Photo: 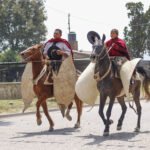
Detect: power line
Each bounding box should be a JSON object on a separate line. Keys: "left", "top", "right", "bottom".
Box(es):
{"left": 46, "top": 5, "right": 150, "bottom": 27}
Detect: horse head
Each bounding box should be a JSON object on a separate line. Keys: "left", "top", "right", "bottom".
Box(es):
{"left": 20, "top": 44, "right": 44, "bottom": 62}
{"left": 87, "top": 31, "right": 106, "bottom": 62}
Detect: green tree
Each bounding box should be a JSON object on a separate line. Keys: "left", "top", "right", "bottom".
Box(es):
{"left": 0, "top": 49, "right": 20, "bottom": 62}
{"left": 0, "top": 0, "right": 47, "bottom": 53}
{"left": 124, "top": 2, "right": 149, "bottom": 58}
{"left": 145, "top": 6, "right": 150, "bottom": 54}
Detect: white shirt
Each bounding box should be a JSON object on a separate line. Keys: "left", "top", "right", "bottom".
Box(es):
{"left": 43, "top": 42, "right": 71, "bottom": 56}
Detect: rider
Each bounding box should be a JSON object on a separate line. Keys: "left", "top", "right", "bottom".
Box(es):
{"left": 43, "top": 29, "right": 73, "bottom": 115}
{"left": 43, "top": 28, "right": 73, "bottom": 82}
{"left": 105, "top": 29, "right": 130, "bottom": 77}
{"left": 105, "top": 29, "right": 130, "bottom": 61}
{"left": 43, "top": 29, "right": 73, "bottom": 60}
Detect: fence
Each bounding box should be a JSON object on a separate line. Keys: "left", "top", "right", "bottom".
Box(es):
{"left": 0, "top": 58, "right": 90, "bottom": 99}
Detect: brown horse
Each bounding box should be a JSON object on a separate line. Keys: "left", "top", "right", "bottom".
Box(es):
{"left": 20, "top": 44, "right": 83, "bottom": 131}
{"left": 87, "top": 31, "right": 150, "bottom": 136}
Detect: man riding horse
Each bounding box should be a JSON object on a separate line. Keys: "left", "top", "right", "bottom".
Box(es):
{"left": 43, "top": 29, "right": 73, "bottom": 61}
{"left": 43, "top": 29, "right": 74, "bottom": 115}
{"left": 105, "top": 29, "right": 130, "bottom": 61}
{"left": 85, "top": 30, "right": 150, "bottom": 136}
{"left": 105, "top": 29, "right": 136, "bottom": 84}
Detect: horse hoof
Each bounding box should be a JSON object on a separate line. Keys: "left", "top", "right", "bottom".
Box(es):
{"left": 134, "top": 127, "right": 140, "bottom": 133}
{"left": 37, "top": 119, "right": 42, "bottom": 126}
{"left": 74, "top": 123, "right": 80, "bottom": 129}
{"left": 117, "top": 126, "right": 122, "bottom": 131}
{"left": 49, "top": 127, "right": 54, "bottom": 132}
{"left": 103, "top": 132, "right": 109, "bottom": 136}
{"left": 66, "top": 115, "right": 72, "bottom": 121}
{"left": 109, "top": 119, "right": 114, "bottom": 125}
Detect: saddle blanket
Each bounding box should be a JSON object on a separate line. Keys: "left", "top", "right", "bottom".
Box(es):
{"left": 75, "top": 58, "right": 142, "bottom": 105}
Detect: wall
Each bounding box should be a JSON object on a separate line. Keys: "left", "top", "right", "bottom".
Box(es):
{"left": 0, "top": 54, "right": 91, "bottom": 100}
{"left": 0, "top": 82, "right": 21, "bottom": 99}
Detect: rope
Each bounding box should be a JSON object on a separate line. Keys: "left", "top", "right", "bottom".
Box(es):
{"left": 95, "top": 63, "right": 112, "bottom": 82}
{"left": 94, "top": 44, "right": 114, "bottom": 81}
{"left": 129, "top": 100, "right": 137, "bottom": 114}
{"left": 33, "top": 65, "right": 47, "bottom": 85}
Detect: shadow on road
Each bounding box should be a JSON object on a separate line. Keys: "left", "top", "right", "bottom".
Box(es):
{"left": 11, "top": 127, "right": 80, "bottom": 139}
{"left": 0, "top": 121, "right": 13, "bottom": 126}
{"left": 77, "top": 130, "right": 150, "bottom": 146}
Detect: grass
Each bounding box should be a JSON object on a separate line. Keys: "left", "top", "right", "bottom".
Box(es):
{"left": 0, "top": 98, "right": 58, "bottom": 115}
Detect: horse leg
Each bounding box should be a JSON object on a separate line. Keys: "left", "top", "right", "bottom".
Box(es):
{"left": 117, "top": 96, "right": 127, "bottom": 131}
{"left": 103, "top": 97, "right": 115, "bottom": 136}
{"left": 65, "top": 102, "right": 73, "bottom": 121}
{"left": 36, "top": 98, "right": 43, "bottom": 126}
{"left": 41, "top": 100, "right": 54, "bottom": 131}
{"left": 133, "top": 86, "right": 141, "bottom": 132}
{"left": 98, "top": 94, "right": 107, "bottom": 125}
{"left": 74, "top": 93, "right": 83, "bottom": 128}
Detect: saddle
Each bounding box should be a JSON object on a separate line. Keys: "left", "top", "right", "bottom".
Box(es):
{"left": 44, "top": 42, "right": 63, "bottom": 85}
{"left": 110, "top": 57, "right": 128, "bottom": 78}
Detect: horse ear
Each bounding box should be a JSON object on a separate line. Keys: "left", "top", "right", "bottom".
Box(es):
{"left": 102, "top": 34, "right": 106, "bottom": 44}
{"left": 38, "top": 43, "right": 44, "bottom": 49}
{"left": 87, "top": 31, "right": 101, "bottom": 44}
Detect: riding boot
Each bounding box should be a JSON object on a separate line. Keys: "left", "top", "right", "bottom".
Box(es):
{"left": 44, "top": 66, "right": 53, "bottom": 85}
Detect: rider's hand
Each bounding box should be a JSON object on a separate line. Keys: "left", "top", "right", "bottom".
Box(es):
{"left": 57, "top": 50, "right": 64, "bottom": 55}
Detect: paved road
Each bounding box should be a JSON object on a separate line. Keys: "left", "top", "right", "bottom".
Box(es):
{"left": 1, "top": 101, "right": 150, "bottom": 150}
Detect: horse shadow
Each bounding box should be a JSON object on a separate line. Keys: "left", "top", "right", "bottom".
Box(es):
{"left": 11, "top": 127, "right": 80, "bottom": 139}
{"left": 0, "top": 120, "right": 13, "bottom": 126}
{"left": 77, "top": 130, "right": 150, "bottom": 146}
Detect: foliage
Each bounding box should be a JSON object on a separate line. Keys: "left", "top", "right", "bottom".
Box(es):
{"left": 0, "top": 49, "right": 21, "bottom": 62}
{"left": 0, "top": 0, "right": 47, "bottom": 54}
{"left": 124, "top": 2, "right": 150, "bottom": 58}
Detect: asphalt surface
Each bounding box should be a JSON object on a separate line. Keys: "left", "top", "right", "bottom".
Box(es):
{"left": 1, "top": 101, "right": 150, "bottom": 150}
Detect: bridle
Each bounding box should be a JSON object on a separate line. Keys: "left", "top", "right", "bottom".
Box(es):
{"left": 21, "top": 47, "right": 43, "bottom": 62}
{"left": 21, "top": 47, "right": 63, "bottom": 63}
{"left": 93, "top": 43, "right": 114, "bottom": 82}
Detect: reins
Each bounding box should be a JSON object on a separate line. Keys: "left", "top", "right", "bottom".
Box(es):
{"left": 21, "top": 48, "right": 64, "bottom": 63}
{"left": 94, "top": 44, "right": 114, "bottom": 82}
{"left": 94, "top": 63, "right": 111, "bottom": 82}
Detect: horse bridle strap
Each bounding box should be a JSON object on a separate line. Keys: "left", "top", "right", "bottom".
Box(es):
{"left": 94, "top": 62, "right": 112, "bottom": 82}
{"left": 98, "top": 43, "right": 115, "bottom": 60}
{"left": 33, "top": 64, "right": 47, "bottom": 85}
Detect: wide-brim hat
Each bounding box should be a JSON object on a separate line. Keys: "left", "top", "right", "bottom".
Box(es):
{"left": 87, "top": 31, "right": 100, "bottom": 44}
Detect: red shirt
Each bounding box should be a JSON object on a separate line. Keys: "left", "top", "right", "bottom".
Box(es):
{"left": 105, "top": 38, "right": 130, "bottom": 60}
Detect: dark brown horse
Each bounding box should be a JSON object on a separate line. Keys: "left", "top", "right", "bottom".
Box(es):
{"left": 20, "top": 44, "right": 83, "bottom": 131}
{"left": 87, "top": 31, "right": 150, "bottom": 136}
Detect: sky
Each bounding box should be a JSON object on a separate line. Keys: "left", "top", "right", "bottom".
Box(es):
{"left": 44, "top": 0, "right": 150, "bottom": 58}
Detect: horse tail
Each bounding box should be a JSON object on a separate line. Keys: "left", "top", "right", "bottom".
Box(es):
{"left": 143, "top": 76, "right": 150, "bottom": 100}
{"left": 137, "top": 67, "right": 150, "bottom": 100}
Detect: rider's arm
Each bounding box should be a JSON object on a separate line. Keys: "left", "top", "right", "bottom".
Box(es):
{"left": 43, "top": 42, "right": 52, "bottom": 56}
{"left": 43, "top": 42, "right": 51, "bottom": 65}
{"left": 56, "top": 43, "right": 71, "bottom": 57}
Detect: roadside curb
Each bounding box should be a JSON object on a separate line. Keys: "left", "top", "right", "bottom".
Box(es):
{"left": 0, "top": 99, "right": 146, "bottom": 119}
{"left": 0, "top": 104, "right": 99, "bottom": 119}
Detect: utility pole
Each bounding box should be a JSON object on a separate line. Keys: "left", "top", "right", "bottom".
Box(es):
{"left": 68, "top": 13, "right": 71, "bottom": 33}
